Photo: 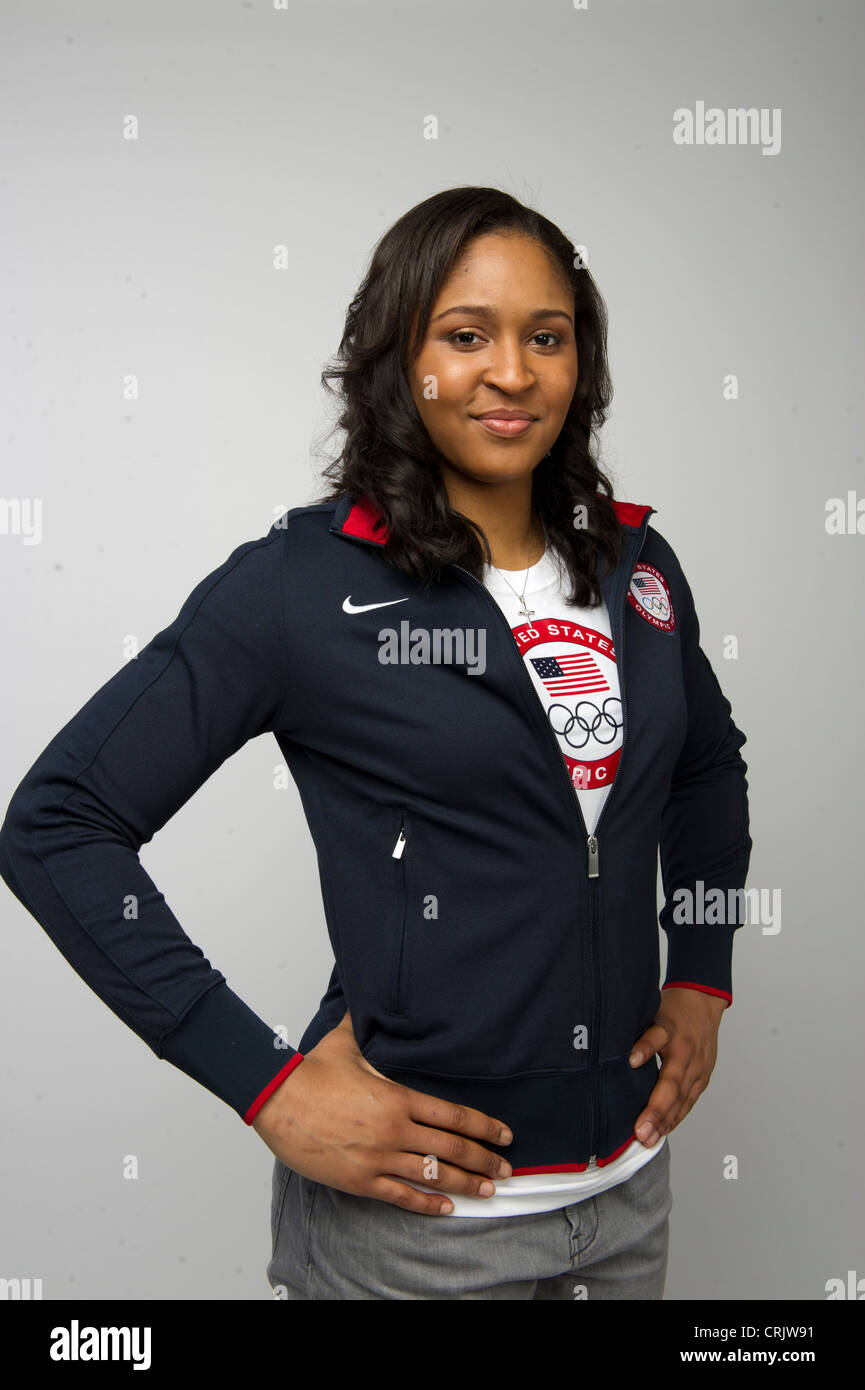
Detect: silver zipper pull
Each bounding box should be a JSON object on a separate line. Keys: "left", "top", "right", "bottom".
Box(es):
{"left": 587, "top": 1154, "right": 598, "bottom": 1169}
{"left": 392, "top": 828, "right": 406, "bottom": 859}
{"left": 586, "top": 835, "right": 599, "bottom": 878}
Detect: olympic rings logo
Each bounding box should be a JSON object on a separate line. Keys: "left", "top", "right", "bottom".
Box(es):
{"left": 627, "top": 564, "right": 676, "bottom": 632}
{"left": 548, "top": 698, "right": 623, "bottom": 750}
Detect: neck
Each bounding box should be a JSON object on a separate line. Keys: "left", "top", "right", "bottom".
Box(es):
{"left": 442, "top": 472, "right": 546, "bottom": 571}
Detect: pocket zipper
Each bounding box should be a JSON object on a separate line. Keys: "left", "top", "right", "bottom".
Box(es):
{"left": 389, "top": 816, "right": 409, "bottom": 1016}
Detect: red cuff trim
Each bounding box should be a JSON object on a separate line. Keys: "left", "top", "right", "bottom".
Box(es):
{"left": 663, "top": 981, "right": 731, "bottom": 1007}
{"left": 243, "top": 1053, "right": 304, "bottom": 1125}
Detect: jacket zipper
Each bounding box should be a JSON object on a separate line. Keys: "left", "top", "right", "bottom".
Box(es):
{"left": 452, "top": 517, "right": 651, "bottom": 1167}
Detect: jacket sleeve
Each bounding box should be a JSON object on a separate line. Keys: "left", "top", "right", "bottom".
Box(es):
{"left": 0, "top": 526, "right": 304, "bottom": 1123}
{"left": 657, "top": 547, "right": 753, "bottom": 1008}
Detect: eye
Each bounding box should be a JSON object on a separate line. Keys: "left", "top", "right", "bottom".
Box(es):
{"left": 446, "top": 330, "right": 563, "bottom": 348}
{"left": 531, "top": 331, "right": 562, "bottom": 348}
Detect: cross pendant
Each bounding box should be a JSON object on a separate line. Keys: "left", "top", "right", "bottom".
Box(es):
{"left": 519, "top": 602, "right": 535, "bottom": 620}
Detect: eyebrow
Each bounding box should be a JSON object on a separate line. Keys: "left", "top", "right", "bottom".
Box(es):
{"left": 430, "top": 303, "right": 574, "bottom": 326}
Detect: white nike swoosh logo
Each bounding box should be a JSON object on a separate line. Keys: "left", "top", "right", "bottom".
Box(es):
{"left": 343, "top": 595, "right": 410, "bottom": 614}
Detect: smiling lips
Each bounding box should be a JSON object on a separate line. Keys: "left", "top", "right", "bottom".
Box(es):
{"left": 472, "top": 409, "right": 537, "bottom": 437}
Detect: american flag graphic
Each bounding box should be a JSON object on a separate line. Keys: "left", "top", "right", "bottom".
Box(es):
{"left": 530, "top": 653, "right": 609, "bottom": 697}
{"left": 632, "top": 574, "right": 664, "bottom": 596}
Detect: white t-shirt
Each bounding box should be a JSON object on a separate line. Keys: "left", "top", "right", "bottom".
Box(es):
{"left": 485, "top": 544, "right": 623, "bottom": 835}
{"left": 405, "top": 543, "right": 665, "bottom": 1217}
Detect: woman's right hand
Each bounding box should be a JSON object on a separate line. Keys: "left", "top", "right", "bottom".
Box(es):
{"left": 251, "top": 1011, "right": 513, "bottom": 1214}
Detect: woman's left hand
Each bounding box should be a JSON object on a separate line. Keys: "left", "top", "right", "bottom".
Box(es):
{"left": 628, "top": 987, "right": 729, "bottom": 1147}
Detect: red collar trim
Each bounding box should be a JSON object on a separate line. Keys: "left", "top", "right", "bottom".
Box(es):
{"left": 338, "top": 493, "right": 652, "bottom": 544}
{"left": 609, "top": 498, "right": 654, "bottom": 528}
{"left": 339, "top": 492, "right": 390, "bottom": 543}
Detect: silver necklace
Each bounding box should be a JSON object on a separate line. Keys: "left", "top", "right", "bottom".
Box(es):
{"left": 491, "top": 527, "right": 546, "bottom": 620}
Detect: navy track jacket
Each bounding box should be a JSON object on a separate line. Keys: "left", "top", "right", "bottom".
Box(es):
{"left": 0, "top": 493, "right": 752, "bottom": 1174}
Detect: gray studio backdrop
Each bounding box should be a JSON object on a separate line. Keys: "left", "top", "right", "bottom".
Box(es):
{"left": 1, "top": 0, "right": 862, "bottom": 1301}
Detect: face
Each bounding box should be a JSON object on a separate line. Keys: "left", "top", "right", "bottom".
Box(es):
{"left": 406, "top": 232, "right": 579, "bottom": 491}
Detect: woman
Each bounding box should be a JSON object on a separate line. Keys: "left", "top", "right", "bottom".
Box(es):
{"left": 0, "top": 187, "right": 752, "bottom": 1300}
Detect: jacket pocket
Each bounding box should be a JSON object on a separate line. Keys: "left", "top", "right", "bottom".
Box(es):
{"left": 386, "top": 809, "right": 409, "bottom": 1018}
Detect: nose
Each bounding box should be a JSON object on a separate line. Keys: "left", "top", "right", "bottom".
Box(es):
{"left": 479, "top": 336, "right": 537, "bottom": 394}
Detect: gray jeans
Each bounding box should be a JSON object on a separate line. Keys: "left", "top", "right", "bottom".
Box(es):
{"left": 267, "top": 1140, "right": 672, "bottom": 1300}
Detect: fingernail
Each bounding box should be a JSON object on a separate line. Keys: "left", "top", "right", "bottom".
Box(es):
{"left": 629, "top": 1051, "right": 641, "bottom": 1066}
{"left": 636, "top": 1121, "right": 652, "bottom": 1139}
{"left": 499, "top": 1128, "right": 513, "bottom": 1143}
{"left": 479, "top": 1181, "right": 496, "bottom": 1196}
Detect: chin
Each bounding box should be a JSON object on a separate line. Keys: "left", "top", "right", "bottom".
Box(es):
{"left": 458, "top": 460, "right": 537, "bottom": 484}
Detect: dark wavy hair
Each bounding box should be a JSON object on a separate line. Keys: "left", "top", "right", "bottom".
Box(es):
{"left": 314, "top": 185, "right": 625, "bottom": 606}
